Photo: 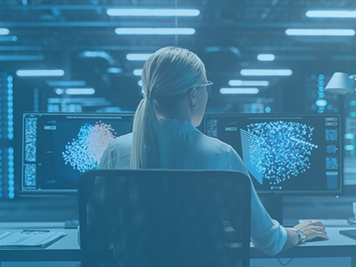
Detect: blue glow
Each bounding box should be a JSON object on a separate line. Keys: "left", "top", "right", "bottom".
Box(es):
{"left": 265, "top": 107, "right": 272, "bottom": 113}
{"left": 311, "top": 74, "right": 317, "bottom": 79}
{"left": 285, "top": 29, "right": 356, "bottom": 36}
{"left": 8, "top": 147, "right": 14, "bottom": 199}
{"left": 0, "top": 55, "right": 44, "bottom": 61}
{"left": 138, "top": 80, "right": 143, "bottom": 86}
{"left": 306, "top": 10, "right": 356, "bottom": 18}
{"left": 345, "top": 145, "right": 355, "bottom": 151}
{"left": 126, "top": 53, "right": 153, "bottom": 61}
{"left": 133, "top": 69, "right": 143, "bottom": 76}
{"left": 55, "top": 88, "right": 64, "bottom": 95}
{"left": 0, "top": 28, "right": 9, "bottom": 35}
{"left": 65, "top": 88, "right": 95, "bottom": 95}
{"left": 47, "top": 81, "right": 86, "bottom": 87}
{"left": 107, "top": 67, "right": 123, "bottom": 74}
{"left": 115, "top": 28, "right": 196, "bottom": 35}
{"left": 345, "top": 133, "right": 355, "bottom": 139}
{"left": 327, "top": 104, "right": 333, "bottom": 110}
{"left": 219, "top": 88, "right": 259, "bottom": 94}
{"left": 16, "top": 69, "right": 65, "bottom": 77}
{"left": 228, "top": 80, "right": 269, "bottom": 86}
{"left": 311, "top": 104, "right": 317, "bottom": 110}
{"left": 316, "top": 99, "right": 328, "bottom": 107}
{"left": 7, "top": 75, "right": 13, "bottom": 140}
{"left": 240, "top": 69, "right": 292, "bottom": 76}
{"left": 107, "top": 9, "right": 200, "bottom": 17}
{"left": 257, "top": 54, "right": 275, "bottom": 61}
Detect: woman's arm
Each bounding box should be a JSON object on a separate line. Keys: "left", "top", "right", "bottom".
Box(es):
{"left": 282, "top": 220, "right": 329, "bottom": 251}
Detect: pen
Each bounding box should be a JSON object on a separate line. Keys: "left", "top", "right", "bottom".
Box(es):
{"left": 21, "top": 230, "right": 50, "bottom": 233}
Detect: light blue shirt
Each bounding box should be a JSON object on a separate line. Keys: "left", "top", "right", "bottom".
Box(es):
{"left": 99, "top": 119, "right": 287, "bottom": 255}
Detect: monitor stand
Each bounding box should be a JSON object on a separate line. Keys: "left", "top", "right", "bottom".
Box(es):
{"left": 260, "top": 196, "right": 298, "bottom": 227}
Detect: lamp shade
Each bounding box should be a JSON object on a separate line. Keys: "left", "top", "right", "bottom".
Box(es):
{"left": 325, "top": 72, "right": 355, "bottom": 95}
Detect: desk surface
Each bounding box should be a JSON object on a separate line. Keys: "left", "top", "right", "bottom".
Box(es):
{"left": 1, "top": 222, "right": 356, "bottom": 261}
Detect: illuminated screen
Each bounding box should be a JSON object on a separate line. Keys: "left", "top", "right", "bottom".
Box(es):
{"left": 21, "top": 113, "right": 134, "bottom": 193}
{"left": 204, "top": 114, "right": 343, "bottom": 194}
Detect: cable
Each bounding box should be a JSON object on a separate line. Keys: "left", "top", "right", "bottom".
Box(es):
{"left": 277, "top": 258, "right": 294, "bottom": 266}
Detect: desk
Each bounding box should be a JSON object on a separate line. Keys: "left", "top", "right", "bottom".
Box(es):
{"left": 1, "top": 223, "right": 356, "bottom": 264}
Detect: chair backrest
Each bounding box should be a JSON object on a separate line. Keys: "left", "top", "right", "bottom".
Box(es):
{"left": 78, "top": 169, "right": 251, "bottom": 267}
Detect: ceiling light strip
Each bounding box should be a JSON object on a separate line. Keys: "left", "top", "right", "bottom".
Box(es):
{"left": 107, "top": 9, "right": 200, "bottom": 17}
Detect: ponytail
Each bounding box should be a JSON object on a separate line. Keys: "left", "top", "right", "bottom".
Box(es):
{"left": 130, "top": 47, "right": 206, "bottom": 169}
{"left": 130, "top": 96, "right": 166, "bottom": 169}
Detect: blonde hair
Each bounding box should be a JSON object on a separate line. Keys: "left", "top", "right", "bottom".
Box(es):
{"left": 130, "top": 47, "right": 207, "bottom": 169}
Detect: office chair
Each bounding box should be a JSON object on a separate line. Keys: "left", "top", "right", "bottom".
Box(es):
{"left": 78, "top": 169, "right": 251, "bottom": 267}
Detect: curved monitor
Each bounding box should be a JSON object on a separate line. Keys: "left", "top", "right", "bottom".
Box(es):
{"left": 203, "top": 113, "right": 343, "bottom": 194}
{"left": 21, "top": 113, "right": 134, "bottom": 194}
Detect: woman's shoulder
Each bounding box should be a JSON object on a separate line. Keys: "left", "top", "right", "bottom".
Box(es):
{"left": 110, "top": 132, "right": 133, "bottom": 147}
{"left": 199, "top": 132, "right": 233, "bottom": 153}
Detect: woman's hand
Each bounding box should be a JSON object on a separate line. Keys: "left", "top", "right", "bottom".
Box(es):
{"left": 293, "top": 220, "right": 329, "bottom": 242}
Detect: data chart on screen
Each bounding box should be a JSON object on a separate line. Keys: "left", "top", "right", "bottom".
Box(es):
{"left": 204, "top": 114, "right": 343, "bottom": 194}
{"left": 21, "top": 113, "right": 134, "bottom": 193}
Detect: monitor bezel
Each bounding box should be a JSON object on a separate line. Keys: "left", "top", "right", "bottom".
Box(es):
{"left": 20, "top": 112, "right": 135, "bottom": 195}
{"left": 203, "top": 113, "right": 344, "bottom": 196}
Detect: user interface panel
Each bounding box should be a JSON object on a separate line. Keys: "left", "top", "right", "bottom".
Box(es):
{"left": 22, "top": 113, "right": 134, "bottom": 192}
{"left": 204, "top": 114, "right": 343, "bottom": 194}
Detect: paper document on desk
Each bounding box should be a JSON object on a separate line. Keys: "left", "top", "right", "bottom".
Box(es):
{"left": 0, "top": 231, "right": 67, "bottom": 247}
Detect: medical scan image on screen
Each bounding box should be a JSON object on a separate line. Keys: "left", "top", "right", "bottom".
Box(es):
{"left": 204, "top": 114, "right": 342, "bottom": 193}
{"left": 22, "top": 113, "right": 134, "bottom": 192}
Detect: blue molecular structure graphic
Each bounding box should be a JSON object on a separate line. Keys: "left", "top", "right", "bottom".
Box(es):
{"left": 240, "top": 121, "right": 318, "bottom": 185}
{"left": 326, "top": 129, "right": 338, "bottom": 141}
{"left": 326, "top": 157, "right": 338, "bottom": 170}
{"left": 327, "top": 145, "right": 337, "bottom": 154}
{"left": 62, "top": 122, "right": 116, "bottom": 172}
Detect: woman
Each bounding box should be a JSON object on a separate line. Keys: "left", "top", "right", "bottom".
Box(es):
{"left": 99, "top": 46, "right": 328, "bottom": 255}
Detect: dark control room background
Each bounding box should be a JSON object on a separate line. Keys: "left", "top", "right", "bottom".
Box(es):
{"left": 1, "top": 0, "right": 356, "bottom": 199}
{"left": 1, "top": 0, "right": 356, "bottom": 266}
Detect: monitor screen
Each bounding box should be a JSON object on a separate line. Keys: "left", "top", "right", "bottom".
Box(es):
{"left": 204, "top": 114, "right": 343, "bottom": 194}
{"left": 21, "top": 113, "right": 134, "bottom": 193}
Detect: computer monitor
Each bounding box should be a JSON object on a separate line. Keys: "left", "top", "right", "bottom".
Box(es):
{"left": 203, "top": 113, "right": 343, "bottom": 195}
{"left": 21, "top": 113, "right": 134, "bottom": 194}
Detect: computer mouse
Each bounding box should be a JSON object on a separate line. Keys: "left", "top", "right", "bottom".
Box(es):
{"left": 309, "top": 236, "right": 328, "bottom": 242}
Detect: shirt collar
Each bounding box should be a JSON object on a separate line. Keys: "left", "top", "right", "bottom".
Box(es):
{"left": 159, "top": 119, "right": 201, "bottom": 133}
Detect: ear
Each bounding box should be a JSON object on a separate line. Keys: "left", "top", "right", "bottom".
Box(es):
{"left": 189, "top": 88, "right": 197, "bottom": 108}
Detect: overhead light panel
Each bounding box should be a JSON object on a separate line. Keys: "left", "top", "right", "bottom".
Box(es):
{"left": 228, "top": 80, "right": 270, "bottom": 86}
{"left": 257, "top": 54, "right": 275, "bottom": 61}
{"left": 126, "top": 53, "right": 153, "bottom": 61}
{"left": 0, "top": 55, "right": 44, "bottom": 61}
{"left": 47, "top": 80, "right": 86, "bottom": 87}
{"left": 133, "top": 69, "right": 143, "bottom": 76}
{"left": 115, "top": 28, "right": 196, "bottom": 35}
{"left": 16, "top": 69, "right": 65, "bottom": 77}
{"left": 240, "top": 69, "right": 293, "bottom": 76}
{"left": 306, "top": 10, "right": 356, "bottom": 18}
{"left": 285, "top": 29, "right": 355, "bottom": 36}
{"left": 0, "top": 28, "right": 9, "bottom": 35}
{"left": 80, "top": 51, "right": 115, "bottom": 64}
{"left": 107, "top": 67, "right": 123, "bottom": 74}
{"left": 220, "top": 88, "right": 259, "bottom": 94}
{"left": 66, "top": 88, "right": 95, "bottom": 95}
{"left": 107, "top": 8, "right": 200, "bottom": 17}
{"left": 0, "top": 36, "right": 18, "bottom": 42}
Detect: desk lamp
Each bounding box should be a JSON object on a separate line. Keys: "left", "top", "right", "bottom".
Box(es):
{"left": 325, "top": 72, "right": 356, "bottom": 95}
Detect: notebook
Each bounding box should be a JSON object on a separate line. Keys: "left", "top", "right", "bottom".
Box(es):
{"left": 0, "top": 231, "right": 67, "bottom": 247}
